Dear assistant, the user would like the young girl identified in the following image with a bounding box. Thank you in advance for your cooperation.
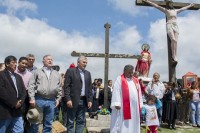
[142,95,160,133]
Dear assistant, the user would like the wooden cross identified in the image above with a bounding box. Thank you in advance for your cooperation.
[71,23,141,108]
[136,0,200,82]
[136,0,200,10]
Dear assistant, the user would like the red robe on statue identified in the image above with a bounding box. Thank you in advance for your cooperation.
[135,50,151,77]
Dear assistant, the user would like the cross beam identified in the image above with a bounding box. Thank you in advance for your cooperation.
[71,51,141,59]
[136,0,200,10]
[71,23,141,108]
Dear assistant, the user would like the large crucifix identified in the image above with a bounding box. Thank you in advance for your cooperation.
[71,23,141,108]
[136,0,200,82]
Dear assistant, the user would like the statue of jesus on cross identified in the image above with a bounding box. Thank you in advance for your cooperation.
[143,0,194,64]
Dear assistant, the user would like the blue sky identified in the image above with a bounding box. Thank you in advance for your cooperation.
[0,0,200,82]
[11,0,155,39]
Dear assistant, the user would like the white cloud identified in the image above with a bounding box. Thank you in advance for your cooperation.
[107,25,143,81]
[0,0,37,15]
[1,0,200,84]
[111,25,141,53]
[0,14,103,72]
[2,11,200,83]
[0,12,145,83]
[107,0,143,16]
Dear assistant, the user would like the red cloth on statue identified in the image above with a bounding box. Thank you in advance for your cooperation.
[135,51,151,76]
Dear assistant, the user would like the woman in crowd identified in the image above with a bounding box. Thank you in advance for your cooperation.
[187,81,200,127]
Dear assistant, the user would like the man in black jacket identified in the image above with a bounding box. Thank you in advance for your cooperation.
[64,56,93,133]
[0,55,26,133]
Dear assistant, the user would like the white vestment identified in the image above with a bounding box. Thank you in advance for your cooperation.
[110,76,143,133]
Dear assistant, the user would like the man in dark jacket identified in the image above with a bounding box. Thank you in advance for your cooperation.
[0,55,26,133]
[164,82,179,130]
[64,56,93,133]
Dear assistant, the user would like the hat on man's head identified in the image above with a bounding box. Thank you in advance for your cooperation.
[26,105,43,124]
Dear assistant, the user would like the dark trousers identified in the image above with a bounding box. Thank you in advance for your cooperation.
[166,100,177,127]
[61,97,67,126]
[23,91,30,133]
[67,99,86,133]
[91,98,99,112]
[54,102,61,121]
[179,101,189,123]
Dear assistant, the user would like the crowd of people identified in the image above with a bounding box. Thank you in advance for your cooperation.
[0,54,200,133]
[110,68,200,133]
[0,54,63,133]
[141,75,200,131]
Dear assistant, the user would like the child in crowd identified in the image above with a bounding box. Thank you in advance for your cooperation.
[142,95,160,133]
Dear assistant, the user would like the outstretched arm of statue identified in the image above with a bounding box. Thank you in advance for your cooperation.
[143,0,166,13]
[177,3,194,13]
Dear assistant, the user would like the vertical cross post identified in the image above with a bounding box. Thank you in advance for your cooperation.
[104,23,111,108]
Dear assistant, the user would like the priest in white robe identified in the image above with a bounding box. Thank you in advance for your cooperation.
[110,65,143,133]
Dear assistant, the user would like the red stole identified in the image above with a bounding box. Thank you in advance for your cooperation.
[121,74,140,120]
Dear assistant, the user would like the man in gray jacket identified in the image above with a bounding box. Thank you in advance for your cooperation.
[28,55,62,133]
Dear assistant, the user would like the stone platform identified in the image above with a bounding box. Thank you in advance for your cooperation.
[86,113,111,133]
[39,115,198,133]
[39,121,67,133]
